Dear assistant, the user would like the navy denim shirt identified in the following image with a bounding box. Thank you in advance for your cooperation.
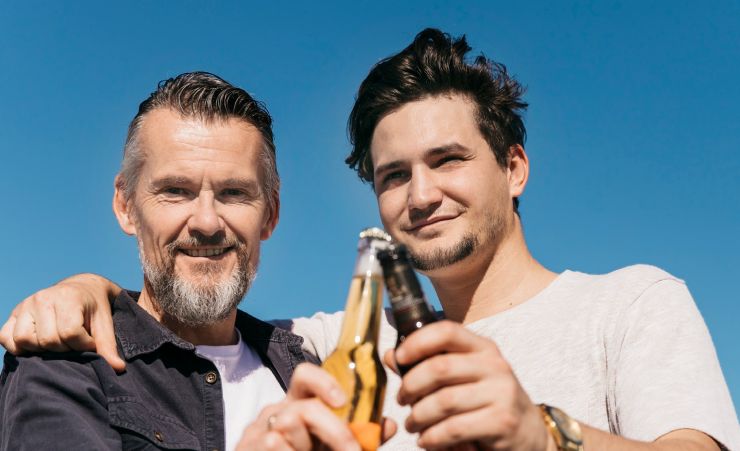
[0,290,319,450]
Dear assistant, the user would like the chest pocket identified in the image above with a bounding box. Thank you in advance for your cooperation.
[109,399,201,450]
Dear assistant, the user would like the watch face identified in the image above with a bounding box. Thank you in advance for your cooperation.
[549,406,583,444]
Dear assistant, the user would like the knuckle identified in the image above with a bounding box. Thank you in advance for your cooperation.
[497,410,520,433]
[57,325,80,343]
[438,420,466,443]
[436,389,459,415]
[429,356,450,377]
[36,335,58,349]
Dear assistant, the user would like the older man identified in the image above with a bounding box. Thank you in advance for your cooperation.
[3,30,739,450]
[0,72,362,451]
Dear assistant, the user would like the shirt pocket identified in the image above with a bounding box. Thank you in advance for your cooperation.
[108,398,200,450]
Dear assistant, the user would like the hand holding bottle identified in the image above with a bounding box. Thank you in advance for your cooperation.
[384,321,548,451]
[238,363,396,450]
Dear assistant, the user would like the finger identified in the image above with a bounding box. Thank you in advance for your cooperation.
[416,407,500,450]
[382,349,400,375]
[280,399,359,451]
[381,417,398,444]
[404,383,489,433]
[12,305,42,353]
[30,294,71,352]
[397,352,499,405]
[55,298,96,352]
[89,302,126,372]
[0,315,20,354]
[287,363,345,408]
[395,321,496,368]
[254,431,291,451]
[267,408,313,450]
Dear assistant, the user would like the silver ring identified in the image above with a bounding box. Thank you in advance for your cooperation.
[267,414,278,431]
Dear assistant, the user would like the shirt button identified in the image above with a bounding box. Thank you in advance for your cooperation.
[154,431,164,442]
[205,371,218,384]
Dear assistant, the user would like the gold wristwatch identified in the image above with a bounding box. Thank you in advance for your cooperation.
[538,404,584,451]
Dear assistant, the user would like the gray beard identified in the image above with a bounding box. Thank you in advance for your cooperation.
[408,211,505,272]
[138,239,255,328]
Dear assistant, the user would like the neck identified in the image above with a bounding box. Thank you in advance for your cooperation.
[428,215,557,324]
[138,283,239,346]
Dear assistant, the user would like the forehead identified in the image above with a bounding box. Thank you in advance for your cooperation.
[370,95,482,164]
[137,109,264,175]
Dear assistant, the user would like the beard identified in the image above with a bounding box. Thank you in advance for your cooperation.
[407,211,505,272]
[138,234,256,328]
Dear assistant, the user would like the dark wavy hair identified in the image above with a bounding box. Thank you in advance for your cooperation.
[118,72,278,210]
[346,28,527,211]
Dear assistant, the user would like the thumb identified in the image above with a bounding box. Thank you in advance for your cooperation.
[90,311,126,373]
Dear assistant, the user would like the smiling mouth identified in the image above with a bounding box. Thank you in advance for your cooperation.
[179,247,233,258]
[405,215,458,232]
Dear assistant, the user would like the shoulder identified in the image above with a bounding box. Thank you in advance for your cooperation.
[2,351,106,397]
[566,264,688,307]
[270,311,346,361]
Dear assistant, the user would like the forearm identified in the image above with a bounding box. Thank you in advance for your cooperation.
[582,425,720,451]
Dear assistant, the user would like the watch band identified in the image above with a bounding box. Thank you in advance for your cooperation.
[538,404,584,451]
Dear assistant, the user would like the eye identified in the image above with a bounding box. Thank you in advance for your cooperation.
[163,187,189,196]
[381,170,409,186]
[437,155,465,166]
[222,188,245,197]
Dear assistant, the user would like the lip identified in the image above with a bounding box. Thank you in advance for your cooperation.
[403,214,458,232]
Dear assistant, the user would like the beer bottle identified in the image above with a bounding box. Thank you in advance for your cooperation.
[321,228,389,451]
[377,243,439,375]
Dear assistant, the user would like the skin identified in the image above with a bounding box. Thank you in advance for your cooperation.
[0,96,722,451]
[371,95,719,450]
[113,109,279,345]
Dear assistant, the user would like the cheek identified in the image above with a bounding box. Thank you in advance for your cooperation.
[376,193,403,230]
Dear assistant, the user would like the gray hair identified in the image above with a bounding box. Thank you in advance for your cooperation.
[118,72,279,212]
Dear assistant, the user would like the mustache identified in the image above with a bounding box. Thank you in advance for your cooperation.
[165,233,242,256]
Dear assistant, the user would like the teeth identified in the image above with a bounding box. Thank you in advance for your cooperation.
[182,248,228,257]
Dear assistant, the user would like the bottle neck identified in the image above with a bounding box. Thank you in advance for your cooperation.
[336,247,384,348]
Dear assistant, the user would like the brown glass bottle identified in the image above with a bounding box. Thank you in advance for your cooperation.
[377,243,439,375]
[321,228,389,451]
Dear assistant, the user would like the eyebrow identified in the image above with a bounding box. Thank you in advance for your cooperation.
[374,143,471,178]
[149,175,193,191]
[149,176,260,193]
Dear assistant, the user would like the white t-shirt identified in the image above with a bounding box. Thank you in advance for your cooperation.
[288,265,740,450]
[196,330,285,451]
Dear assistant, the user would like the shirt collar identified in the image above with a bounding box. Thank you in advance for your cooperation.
[112,290,306,362]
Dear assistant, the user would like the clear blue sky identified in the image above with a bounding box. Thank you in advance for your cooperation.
[1,1,738,409]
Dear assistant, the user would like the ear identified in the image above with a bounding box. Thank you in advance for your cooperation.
[113,175,137,236]
[507,144,529,199]
[260,191,280,240]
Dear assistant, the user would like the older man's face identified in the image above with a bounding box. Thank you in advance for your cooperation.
[115,108,277,326]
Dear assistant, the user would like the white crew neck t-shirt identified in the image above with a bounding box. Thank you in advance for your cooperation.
[196,330,285,451]
[287,264,740,450]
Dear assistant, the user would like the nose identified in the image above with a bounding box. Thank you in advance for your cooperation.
[407,167,443,213]
[187,194,225,237]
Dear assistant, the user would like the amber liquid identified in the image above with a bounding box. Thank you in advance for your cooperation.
[321,274,387,451]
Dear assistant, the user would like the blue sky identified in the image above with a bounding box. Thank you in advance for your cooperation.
[1,1,738,409]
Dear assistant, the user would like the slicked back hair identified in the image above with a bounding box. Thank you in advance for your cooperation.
[346,28,527,212]
[118,72,279,211]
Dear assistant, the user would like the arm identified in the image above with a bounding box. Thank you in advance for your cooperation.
[0,353,120,450]
[387,321,722,451]
[0,273,125,372]
[237,363,396,450]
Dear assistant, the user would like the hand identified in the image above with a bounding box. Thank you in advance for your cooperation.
[0,273,125,372]
[385,321,549,451]
[237,363,396,450]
